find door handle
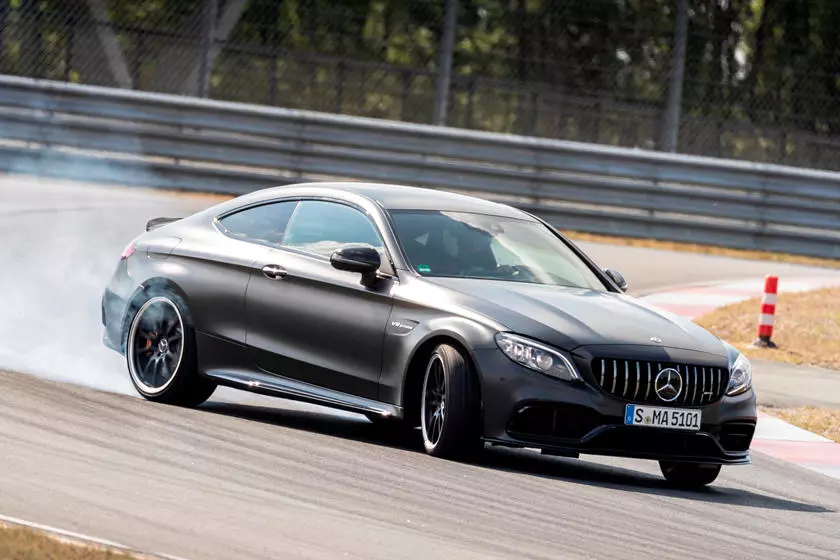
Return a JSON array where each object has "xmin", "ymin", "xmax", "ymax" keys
[{"xmin": 262, "ymin": 264, "xmax": 287, "ymax": 280}]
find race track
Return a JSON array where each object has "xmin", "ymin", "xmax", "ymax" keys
[{"xmin": 1, "ymin": 174, "xmax": 839, "ymax": 560}]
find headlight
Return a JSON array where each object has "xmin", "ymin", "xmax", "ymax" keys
[
  {"xmin": 726, "ymin": 352, "xmax": 752, "ymax": 396},
  {"xmin": 495, "ymin": 333, "xmax": 581, "ymax": 382}
]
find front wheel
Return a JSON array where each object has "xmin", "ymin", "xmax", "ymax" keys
[
  {"xmin": 420, "ymin": 343, "xmax": 482, "ymax": 459},
  {"xmin": 125, "ymin": 290, "xmax": 216, "ymax": 407},
  {"xmin": 659, "ymin": 461, "xmax": 721, "ymax": 488}
]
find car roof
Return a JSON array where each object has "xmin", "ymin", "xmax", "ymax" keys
[{"xmin": 236, "ymin": 182, "xmax": 537, "ymax": 221}]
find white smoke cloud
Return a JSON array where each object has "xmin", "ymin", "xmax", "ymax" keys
[{"xmin": 0, "ymin": 172, "xmax": 217, "ymax": 396}]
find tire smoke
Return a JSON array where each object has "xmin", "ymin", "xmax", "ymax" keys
[{"xmin": 0, "ymin": 174, "xmax": 214, "ymax": 396}]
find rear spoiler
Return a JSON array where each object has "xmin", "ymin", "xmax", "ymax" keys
[{"xmin": 145, "ymin": 217, "xmax": 182, "ymax": 231}]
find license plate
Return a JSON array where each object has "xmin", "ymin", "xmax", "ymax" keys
[{"xmin": 624, "ymin": 404, "xmax": 701, "ymax": 431}]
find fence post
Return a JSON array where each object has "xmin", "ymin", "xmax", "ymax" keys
[
  {"xmin": 659, "ymin": 0, "xmax": 689, "ymax": 152},
  {"xmin": 198, "ymin": 0, "xmax": 219, "ymax": 98},
  {"xmin": 0, "ymin": 1, "xmax": 9, "ymax": 59},
  {"xmin": 63, "ymin": 10, "xmax": 74, "ymax": 82},
  {"xmin": 433, "ymin": 0, "xmax": 458, "ymax": 126},
  {"xmin": 266, "ymin": 0, "xmax": 279, "ymax": 105},
  {"xmin": 19, "ymin": 0, "xmax": 43, "ymax": 78}
]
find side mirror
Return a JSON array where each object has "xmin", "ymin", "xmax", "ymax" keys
[
  {"xmin": 604, "ymin": 268, "xmax": 628, "ymax": 292},
  {"xmin": 330, "ymin": 246, "xmax": 381, "ymax": 275}
]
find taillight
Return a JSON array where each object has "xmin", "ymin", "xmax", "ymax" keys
[{"xmin": 120, "ymin": 241, "xmax": 136, "ymax": 260}]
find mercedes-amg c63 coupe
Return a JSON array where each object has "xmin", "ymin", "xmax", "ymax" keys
[{"xmin": 102, "ymin": 182, "xmax": 757, "ymax": 487}]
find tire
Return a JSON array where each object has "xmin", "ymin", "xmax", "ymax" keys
[
  {"xmin": 420, "ymin": 343, "xmax": 482, "ymax": 459},
  {"xmin": 125, "ymin": 289, "xmax": 217, "ymax": 407},
  {"xmin": 659, "ymin": 461, "xmax": 721, "ymax": 488}
]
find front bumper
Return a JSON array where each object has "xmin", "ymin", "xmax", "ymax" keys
[{"xmin": 474, "ymin": 348, "xmax": 757, "ymax": 465}]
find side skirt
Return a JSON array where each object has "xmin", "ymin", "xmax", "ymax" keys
[{"xmin": 204, "ymin": 368, "xmax": 403, "ymax": 419}]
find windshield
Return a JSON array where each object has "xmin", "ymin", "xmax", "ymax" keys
[{"xmin": 389, "ymin": 210, "xmax": 608, "ymax": 291}]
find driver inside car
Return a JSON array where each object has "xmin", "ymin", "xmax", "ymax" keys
[{"xmin": 441, "ymin": 227, "xmax": 498, "ymax": 276}]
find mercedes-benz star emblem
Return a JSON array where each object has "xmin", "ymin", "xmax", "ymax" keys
[{"xmin": 654, "ymin": 368, "xmax": 683, "ymax": 402}]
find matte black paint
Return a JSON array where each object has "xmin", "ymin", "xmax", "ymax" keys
[
  {"xmin": 102, "ymin": 182, "xmax": 757, "ymax": 464},
  {"xmin": 246, "ymin": 247, "xmax": 395, "ymax": 399}
]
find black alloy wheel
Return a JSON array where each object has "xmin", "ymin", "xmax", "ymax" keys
[
  {"xmin": 125, "ymin": 290, "xmax": 216, "ymax": 406},
  {"xmin": 422, "ymin": 353, "xmax": 447, "ymax": 446},
  {"xmin": 420, "ymin": 343, "xmax": 482, "ymax": 458},
  {"xmin": 128, "ymin": 296, "xmax": 184, "ymax": 394}
]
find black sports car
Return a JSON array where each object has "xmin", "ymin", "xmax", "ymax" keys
[{"xmin": 102, "ymin": 182, "xmax": 756, "ymax": 487}]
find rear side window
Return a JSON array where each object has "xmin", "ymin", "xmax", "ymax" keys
[
  {"xmin": 282, "ymin": 200, "xmax": 383, "ymax": 258},
  {"xmin": 218, "ymin": 201, "xmax": 299, "ymax": 247}
]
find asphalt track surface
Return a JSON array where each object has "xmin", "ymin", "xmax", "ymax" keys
[{"xmin": 1, "ymin": 175, "xmax": 839, "ymax": 560}]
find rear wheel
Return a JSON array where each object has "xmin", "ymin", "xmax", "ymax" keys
[
  {"xmin": 659, "ymin": 461, "xmax": 721, "ymax": 488},
  {"xmin": 420, "ymin": 343, "xmax": 482, "ymax": 459},
  {"xmin": 126, "ymin": 290, "xmax": 216, "ymax": 407}
]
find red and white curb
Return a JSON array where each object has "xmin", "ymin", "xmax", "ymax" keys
[
  {"xmin": 752, "ymin": 412, "xmax": 840, "ymax": 480},
  {"xmin": 639, "ymin": 276, "xmax": 840, "ymax": 320},
  {"xmin": 639, "ymin": 276, "xmax": 840, "ymax": 482}
]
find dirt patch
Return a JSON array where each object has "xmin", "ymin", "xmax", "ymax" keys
[
  {"xmin": 0, "ymin": 523, "xmax": 141, "ymax": 560},
  {"xmin": 761, "ymin": 406, "xmax": 840, "ymax": 444},
  {"xmin": 695, "ymin": 286, "xmax": 840, "ymax": 370}
]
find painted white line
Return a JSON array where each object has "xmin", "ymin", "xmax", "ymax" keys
[
  {"xmin": 0, "ymin": 513, "xmax": 128, "ymax": 549},
  {"xmin": 696, "ymin": 277, "xmax": 840, "ymax": 293},
  {"xmin": 754, "ymin": 416, "xmax": 832, "ymax": 443},
  {"xmin": 807, "ymin": 465, "xmax": 840, "ymax": 480},
  {"xmin": 640, "ymin": 275, "xmax": 840, "ymax": 320},
  {"xmin": 0, "ymin": 513, "xmax": 190, "ymax": 560}
]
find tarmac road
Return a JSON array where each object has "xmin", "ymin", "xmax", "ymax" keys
[
  {"xmin": 2, "ymin": 369, "xmax": 840, "ymax": 560},
  {"xmin": 1, "ymin": 174, "xmax": 839, "ymax": 559}
]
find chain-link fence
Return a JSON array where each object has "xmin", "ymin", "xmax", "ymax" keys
[{"xmin": 1, "ymin": 0, "xmax": 838, "ymax": 171}]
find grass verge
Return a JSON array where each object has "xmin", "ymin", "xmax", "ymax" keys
[
  {"xmin": 694, "ymin": 286, "xmax": 840, "ymax": 370},
  {"xmin": 760, "ymin": 406, "xmax": 840, "ymax": 444},
  {"xmin": 563, "ymin": 230, "xmax": 840, "ymax": 270},
  {"xmin": 0, "ymin": 523, "xmax": 140, "ymax": 560}
]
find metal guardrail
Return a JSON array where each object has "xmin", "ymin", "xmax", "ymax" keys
[{"xmin": 0, "ymin": 74, "xmax": 838, "ymax": 259}]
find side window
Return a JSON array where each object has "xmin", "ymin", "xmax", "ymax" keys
[
  {"xmin": 218, "ymin": 201, "xmax": 298, "ymax": 247},
  {"xmin": 282, "ymin": 200, "xmax": 384, "ymax": 258}
]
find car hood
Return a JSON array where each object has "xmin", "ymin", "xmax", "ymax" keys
[{"xmin": 426, "ymin": 278, "xmax": 726, "ymax": 356}]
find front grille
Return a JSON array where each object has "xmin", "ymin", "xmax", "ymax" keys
[{"xmin": 592, "ymin": 358, "xmax": 729, "ymax": 406}]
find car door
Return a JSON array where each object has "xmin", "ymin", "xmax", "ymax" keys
[
  {"xmin": 244, "ymin": 199, "xmax": 395, "ymax": 400},
  {"xmin": 190, "ymin": 199, "xmax": 299, "ymax": 343}
]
